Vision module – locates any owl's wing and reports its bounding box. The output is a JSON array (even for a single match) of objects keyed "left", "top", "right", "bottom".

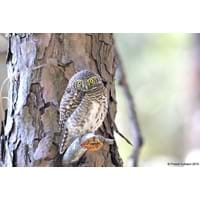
[{"left": 59, "top": 89, "right": 83, "bottom": 154}]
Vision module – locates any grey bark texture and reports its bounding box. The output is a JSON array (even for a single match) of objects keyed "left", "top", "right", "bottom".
[{"left": 1, "top": 33, "right": 123, "bottom": 167}]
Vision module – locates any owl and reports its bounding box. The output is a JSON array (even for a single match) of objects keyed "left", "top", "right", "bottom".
[{"left": 59, "top": 70, "right": 108, "bottom": 154}]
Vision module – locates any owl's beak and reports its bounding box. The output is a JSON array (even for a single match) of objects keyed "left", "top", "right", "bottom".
[{"left": 83, "top": 82, "right": 88, "bottom": 91}]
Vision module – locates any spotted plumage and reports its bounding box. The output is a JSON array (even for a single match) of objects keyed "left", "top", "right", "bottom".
[{"left": 59, "top": 70, "right": 108, "bottom": 154}]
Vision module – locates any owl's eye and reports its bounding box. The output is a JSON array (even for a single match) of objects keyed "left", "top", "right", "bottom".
[
  {"left": 87, "top": 77, "right": 96, "bottom": 85},
  {"left": 76, "top": 80, "right": 82, "bottom": 87}
]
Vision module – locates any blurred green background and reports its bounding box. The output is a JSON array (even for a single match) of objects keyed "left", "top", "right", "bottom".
[{"left": 114, "top": 34, "right": 192, "bottom": 166}]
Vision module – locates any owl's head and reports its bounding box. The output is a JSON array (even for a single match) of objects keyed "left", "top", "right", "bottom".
[{"left": 69, "top": 70, "right": 104, "bottom": 92}]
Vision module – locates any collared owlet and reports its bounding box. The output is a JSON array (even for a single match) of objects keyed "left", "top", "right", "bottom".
[{"left": 59, "top": 70, "right": 108, "bottom": 154}]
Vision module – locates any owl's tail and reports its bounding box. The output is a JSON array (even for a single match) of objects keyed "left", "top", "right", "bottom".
[{"left": 59, "top": 129, "right": 72, "bottom": 154}]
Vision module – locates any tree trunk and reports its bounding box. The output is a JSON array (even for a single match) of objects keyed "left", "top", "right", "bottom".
[{"left": 1, "top": 33, "right": 123, "bottom": 167}]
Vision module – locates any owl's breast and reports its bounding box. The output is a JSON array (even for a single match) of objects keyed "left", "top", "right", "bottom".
[
  {"left": 67, "top": 95, "right": 108, "bottom": 135},
  {"left": 86, "top": 99, "right": 107, "bottom": 131}
]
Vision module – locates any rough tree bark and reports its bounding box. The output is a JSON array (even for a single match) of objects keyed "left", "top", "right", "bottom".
[{"left": 1, "top": 33, "right": 123, "bottom": 167}]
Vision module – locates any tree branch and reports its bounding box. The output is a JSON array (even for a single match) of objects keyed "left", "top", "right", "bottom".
[
  {"left": 115, "top": 51, "right": 143, "bottom": 166},
  {"left": 62, "top": 133, "right": 114, "bottom": 166}
]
